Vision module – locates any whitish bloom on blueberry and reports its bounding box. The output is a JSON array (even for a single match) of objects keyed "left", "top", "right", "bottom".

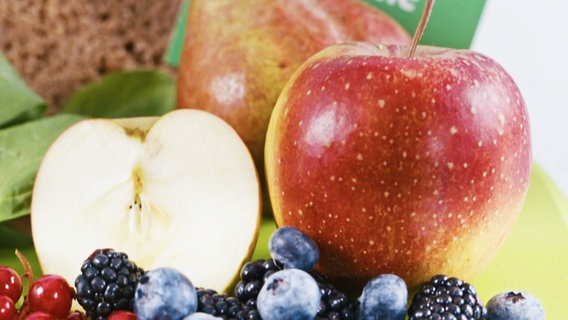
[
  {"left": 183, "top": 312, "right": 223, "bottom": 320},
  {"left": 358, "top": 274, "right": 408, "bottom": 320},
  {"left": 134, "top": 267, "right": 198, "bottom": 320},
  {"left": 268, "top": 226, "right": 319, "bottom": 271},
  {"left": 257, "top": 268, "right": 321, "bottom": 320},
  {"left": 486, "top": 291, "right": 545, "bottom": 320}
]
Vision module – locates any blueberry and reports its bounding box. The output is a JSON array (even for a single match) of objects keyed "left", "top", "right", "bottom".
[
  {"left": 183, "top": 312, "right": 223, "bottom": 320},
  {"left": 257, "top": 268, "right": 321, "bottom": 320},
  {"left": 134, "top": 267, "right": 198, "bottom": 320},
  {"left": 358, "top": 274, "right": 408, "bottom": 320},
  {"left": 268, "top": 226, "right": 319, "bottom": 271},
  {"left": 486, "top": 291, "right": 544, "bottom": 320}
]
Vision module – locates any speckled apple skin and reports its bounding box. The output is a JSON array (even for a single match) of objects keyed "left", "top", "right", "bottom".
[{"left": 265, "top": 42, "right": 532, "bottom": 289}]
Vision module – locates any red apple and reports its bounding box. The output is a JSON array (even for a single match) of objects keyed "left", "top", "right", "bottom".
[
  {"left": 176, "top": 0, "right": 410, "bottom": 213},
  {"left": 265, "top": 40, "right": 532, "bottom": 289}
]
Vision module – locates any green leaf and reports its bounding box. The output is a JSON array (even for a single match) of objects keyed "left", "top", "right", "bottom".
[
  {"left": 0, "top": 114, "right": 85, "bottom": 223},
  {"left": 62, "top": 70, "right": 176, "bottom": 118},
  {"left": 0, "top": 53, "right": 47, "bottom": 128},
  {"left": 0, "top": 222, "right": 33, "bottom": 247}
]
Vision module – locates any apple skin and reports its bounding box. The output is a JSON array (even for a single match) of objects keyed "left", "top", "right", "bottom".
[
  {"left": 265, "top": 42, "right": 532, "bottom": 290},
  {"left": 176, "top": 0, "right": 410, "bottom": 213}
]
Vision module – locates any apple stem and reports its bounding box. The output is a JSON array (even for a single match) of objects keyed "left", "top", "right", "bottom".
[{"left": 408, "top": 0, "right": 435, "bottom": 57}]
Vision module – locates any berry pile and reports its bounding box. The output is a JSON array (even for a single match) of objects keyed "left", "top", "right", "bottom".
[
  {"left": 1, "top": 227, "right": 546, "bottom": 320},
  {"left": 0, "top": 266, "right": 22, "bottom": 320},
  {"left": 230, "top": 227, "right": 357, "bottom": 320},
  {"left": 0, "top": 251, "right": 84, "bottom": 320},
  {"left": 75, "top": 249, "right": 145, "bottom": 320},
  {"left": 311, "top": 272, "right": 357, "bottom": 320},
  {"left": 197, "top": 288, "right": 260, "bottom": 319},
  {"left": 408, "top": 275, "right": 487, "bottom": 320},
  {"left": 134, "top": 267, "right": 198, "bottom": 320},
  {"left": 234, "top": 259, "right": 279, "bottom": 307},
  {"left": 194, "top": 226, "right": 356, "bottom": 320},
  {"left": 358, "top": 274, "right": 408, "bottom": 320}
]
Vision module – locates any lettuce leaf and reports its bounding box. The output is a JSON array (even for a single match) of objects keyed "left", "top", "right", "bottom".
[{"left": 0, "top": 53, "right": 47, "bottom": 128}]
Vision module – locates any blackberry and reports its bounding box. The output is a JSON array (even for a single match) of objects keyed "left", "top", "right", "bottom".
[
  {"left": 74, "top": 249, "right": 144, "bottom": 320},
  {"left": 234, "top": 259, "right": 280, "bottom": 305},
  {"left": 197, "top": 288, "right": 260, "bottom": 320},
  {"left": 408, "top": 274, "right": 487, "bottom": 320},
  {"left": 312, "top": 272, "right": 357, "bottom": 320},
  {"left": 234, "top": 259, "right": 356, "bottom": 320}
]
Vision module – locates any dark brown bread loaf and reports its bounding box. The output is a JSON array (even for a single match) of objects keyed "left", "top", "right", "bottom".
[{"left": 0, "top": 0, "right": 182, "bottom": 113}]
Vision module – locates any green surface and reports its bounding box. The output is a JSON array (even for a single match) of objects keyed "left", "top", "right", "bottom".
[
  {"left": 475, "top": 164, "right": 568, "bottom": 318},
  {"left": 1, "top": 164, "right": 565, "bottom": 317}
]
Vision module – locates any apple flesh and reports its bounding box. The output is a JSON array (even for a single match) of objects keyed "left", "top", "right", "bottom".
[
  {"left": 265, "top": 42, "right": 532, "bottom": 289},
  {"left": 176, "top": 0, "right": 411, "bottom": 214},
  {"left": 31, "top": 109, "right": 261, "bottom": 293}
]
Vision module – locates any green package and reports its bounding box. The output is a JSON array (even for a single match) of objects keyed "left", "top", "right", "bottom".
[{"left": 363, "top": 0, "right": 486, "bottom": 49}]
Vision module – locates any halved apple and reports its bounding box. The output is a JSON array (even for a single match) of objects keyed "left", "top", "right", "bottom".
[{"left": 31, "top": 109, "right": 261, "bottom": 293}]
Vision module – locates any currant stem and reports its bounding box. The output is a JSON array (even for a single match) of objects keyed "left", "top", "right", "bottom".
[
  {"left": 15, "top": 249, "right": 34, "bottom": 320},
  {"left": 408, "top": 0, "right": 435, "bottom": 57},
  {"left": 15, "top": 249, "right": 34, "bottom": 284}
]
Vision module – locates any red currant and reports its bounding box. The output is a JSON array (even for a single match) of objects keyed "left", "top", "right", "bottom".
[
  {"left": 108, "top": 310, "right": 137, "bottom": 320},
  {"left": 66, "top": 311, "right": 87, "bottom": 320},
  {"left": 24, "top": 311, "right": 57, "bottom": 320},
  {"left": 0, "top": 267, "right": 23, "bottom": 303},
  {"left": 0, "top": 296, "right": 16, "bottom": 320},
  {"left": 28, "top": 275, "right": 74, "bottom": 319}
]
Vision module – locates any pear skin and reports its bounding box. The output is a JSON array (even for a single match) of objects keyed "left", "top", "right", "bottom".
[{"left": 177, "top": 0, "right": 410, "bottom": 214}]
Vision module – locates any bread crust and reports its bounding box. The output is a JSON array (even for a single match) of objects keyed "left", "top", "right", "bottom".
[{"left": 0, "top": 0, "right": 182, "bottom": 113}]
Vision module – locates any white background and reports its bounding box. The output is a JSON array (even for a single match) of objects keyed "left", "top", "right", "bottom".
[{"left": 471, "top": 0, "right": 568, "bottom": 198}]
